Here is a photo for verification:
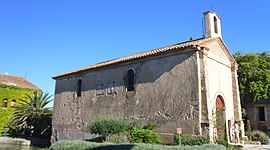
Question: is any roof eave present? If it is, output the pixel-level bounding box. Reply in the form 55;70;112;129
52;37;215;79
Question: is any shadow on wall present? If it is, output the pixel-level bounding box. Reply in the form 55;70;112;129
55;49;197;94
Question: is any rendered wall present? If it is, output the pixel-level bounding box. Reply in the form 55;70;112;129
203;42;235;141
51;49;201;141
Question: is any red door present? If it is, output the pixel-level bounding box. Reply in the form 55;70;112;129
216;96;226;140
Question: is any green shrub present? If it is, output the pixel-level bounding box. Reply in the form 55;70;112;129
89;115;128;138
49;140;100;150
174;133;210;146
142;123;156;130
128;129;161;144
106;133;130;143
217;139;242;150
49;140;226;150
252;130;269;144
217;139;229;147
127;121;139;131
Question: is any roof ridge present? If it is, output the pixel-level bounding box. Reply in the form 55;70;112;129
53;37;217;79
0;74;41;90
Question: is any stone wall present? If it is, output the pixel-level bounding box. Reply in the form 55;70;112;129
246;103;270;136
52;48;201;141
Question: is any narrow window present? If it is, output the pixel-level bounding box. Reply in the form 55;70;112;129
107;81;115;94
214;16;218;34
76;79;82;97
10;100;16;108
258;107;265;121
96;84;104;95
2;99;8;108
127;69;135;91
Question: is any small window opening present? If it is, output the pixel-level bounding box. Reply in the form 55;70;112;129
127;69;135;91
214;16;218;34
2;99;8;108
76;79;82;97
107;81;115;94
96;84;104;95
10;100;16;108
258;107;265;121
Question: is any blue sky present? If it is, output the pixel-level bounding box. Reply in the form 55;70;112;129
0;1;269;107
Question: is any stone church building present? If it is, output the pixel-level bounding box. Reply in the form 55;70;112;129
52;11;243;143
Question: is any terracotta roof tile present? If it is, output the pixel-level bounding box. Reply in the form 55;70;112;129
53;37;218;79
0;74;41;90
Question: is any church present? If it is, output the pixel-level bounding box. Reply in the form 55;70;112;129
51;11;243;143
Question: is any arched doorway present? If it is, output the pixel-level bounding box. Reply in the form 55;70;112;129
215;96;226;140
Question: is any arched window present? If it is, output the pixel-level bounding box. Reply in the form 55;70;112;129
127;69;135;91
2;99;8;108
214;16;218;34
76;79;82;97
10;100;16;108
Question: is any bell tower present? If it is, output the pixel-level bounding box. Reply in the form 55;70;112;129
204;11;222;38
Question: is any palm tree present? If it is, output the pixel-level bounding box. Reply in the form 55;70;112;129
9;91;53;137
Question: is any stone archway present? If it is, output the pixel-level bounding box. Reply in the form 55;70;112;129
215;95;226;140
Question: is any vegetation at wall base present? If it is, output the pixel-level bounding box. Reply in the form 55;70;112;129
142;123;156;130
106;132;130;144
89;116;162;144
173;133;210;146
49;140;226;150
217;139;229;148
251;130;269;144
128;128;161;144
89;115;128;138
126;122;162;144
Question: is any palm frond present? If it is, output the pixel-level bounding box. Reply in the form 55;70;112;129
9;91;53;136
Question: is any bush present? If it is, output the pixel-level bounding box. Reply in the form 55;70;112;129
89;115;128;138
217;139;229;147
49;140;226;150
106;133;130;144
128;129;161;144
252;130;269;144
49;140;100;150
127;121;139;131
174;133;210;146
142;123;156;130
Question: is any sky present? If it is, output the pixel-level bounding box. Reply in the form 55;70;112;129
0;1;269;107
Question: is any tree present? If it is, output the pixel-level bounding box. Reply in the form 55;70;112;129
9;91;53;137
234;51;270;103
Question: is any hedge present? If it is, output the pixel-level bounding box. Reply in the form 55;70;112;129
49;140;226;150
173;133;210;146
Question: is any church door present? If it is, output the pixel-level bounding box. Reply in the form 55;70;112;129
216;96;226;140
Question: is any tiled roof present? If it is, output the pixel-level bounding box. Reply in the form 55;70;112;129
53;37;220;79
0;74;41;90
